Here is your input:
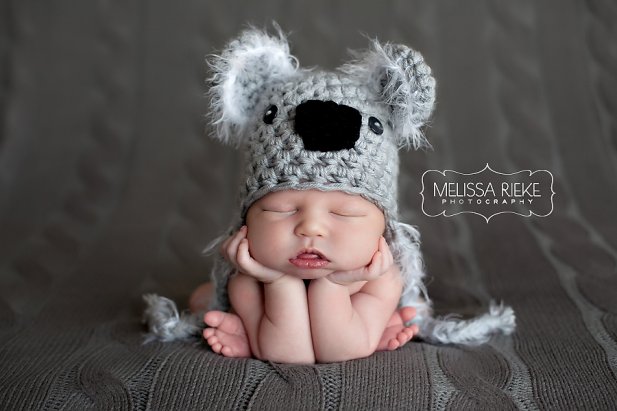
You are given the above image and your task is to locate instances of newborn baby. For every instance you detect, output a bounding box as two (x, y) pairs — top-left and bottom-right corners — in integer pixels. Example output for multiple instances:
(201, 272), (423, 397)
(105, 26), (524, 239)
(191, 189), (418, 363)
(143, 27), (515, 358)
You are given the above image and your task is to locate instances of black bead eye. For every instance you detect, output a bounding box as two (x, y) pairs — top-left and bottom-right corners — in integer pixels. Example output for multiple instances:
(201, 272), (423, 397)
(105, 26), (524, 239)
(368, 116), (383, 135)
(263, 105), (278, 124)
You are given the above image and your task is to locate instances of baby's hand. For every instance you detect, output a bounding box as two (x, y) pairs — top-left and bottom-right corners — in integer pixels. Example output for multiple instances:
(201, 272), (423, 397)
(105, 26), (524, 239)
(327, 237), (394, 285)
(221, 226), (285, 284)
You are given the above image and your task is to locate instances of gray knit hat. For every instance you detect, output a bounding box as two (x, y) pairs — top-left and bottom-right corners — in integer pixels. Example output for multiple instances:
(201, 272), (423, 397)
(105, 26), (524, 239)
(143, 27), (515, 345)
(206, 27), (433, 314)
(209, 30), (435, 218)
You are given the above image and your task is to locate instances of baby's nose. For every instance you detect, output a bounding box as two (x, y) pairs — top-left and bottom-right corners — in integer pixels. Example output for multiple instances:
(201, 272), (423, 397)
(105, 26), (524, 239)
(294, 100), (362, 152)
(294, 213), (327, 237)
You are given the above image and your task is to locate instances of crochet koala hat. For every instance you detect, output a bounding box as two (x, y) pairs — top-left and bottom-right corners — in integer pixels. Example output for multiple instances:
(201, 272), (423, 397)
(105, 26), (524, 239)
(143, 27), (515, 345)
(210, 28), (433, 224)
(206, 27), (433, 316)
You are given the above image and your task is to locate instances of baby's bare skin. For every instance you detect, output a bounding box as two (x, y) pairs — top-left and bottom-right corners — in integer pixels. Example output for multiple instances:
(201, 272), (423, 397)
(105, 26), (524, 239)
(192, 283), (417, 358)
(195, 190), (419, 363)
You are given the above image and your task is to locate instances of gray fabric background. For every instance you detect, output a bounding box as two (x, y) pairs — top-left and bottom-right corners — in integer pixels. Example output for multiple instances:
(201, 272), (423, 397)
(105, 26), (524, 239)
(1, 1), (616, 409)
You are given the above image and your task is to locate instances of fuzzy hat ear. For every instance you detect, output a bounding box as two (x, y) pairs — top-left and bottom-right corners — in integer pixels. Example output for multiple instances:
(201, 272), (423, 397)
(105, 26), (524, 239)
(342, 40), (436, 149)
(207, 26), (299, 145)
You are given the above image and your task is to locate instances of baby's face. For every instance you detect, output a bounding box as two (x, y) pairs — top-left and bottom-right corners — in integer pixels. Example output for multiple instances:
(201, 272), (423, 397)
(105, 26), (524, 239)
(245, 189), (385, 279)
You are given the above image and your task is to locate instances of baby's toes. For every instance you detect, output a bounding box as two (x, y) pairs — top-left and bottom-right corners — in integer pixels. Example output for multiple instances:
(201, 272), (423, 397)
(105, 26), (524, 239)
(205, 328), (251, 358)
(404, 324), (418, 337)
(396, 327), (416, 345)
(204, 311), (225, 328)
(402, 327), (415, 339)
(388, 338), (401, 351)
(207, 335), (222, 353)
(203, 328), (215, 339)
(210, 342), (223, 354)
(399, 307), (416, 323)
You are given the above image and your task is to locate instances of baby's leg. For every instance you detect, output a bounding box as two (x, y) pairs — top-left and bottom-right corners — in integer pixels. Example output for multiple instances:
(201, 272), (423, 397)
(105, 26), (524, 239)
(202, 276), (261, 358)
(205, 273), (315, 363)
(309, 277), (400, 362)
(225, 273), (265, 357)
(376, 307), (419, 351)
(228, 274), (314, 363)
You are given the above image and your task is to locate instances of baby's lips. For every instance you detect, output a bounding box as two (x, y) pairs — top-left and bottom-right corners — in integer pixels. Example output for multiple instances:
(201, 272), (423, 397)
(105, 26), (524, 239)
(295, 248), (329, 261)
(296, 253), (325, 260)
(290, 248), (330, 268)
(289, 256), (330, 269)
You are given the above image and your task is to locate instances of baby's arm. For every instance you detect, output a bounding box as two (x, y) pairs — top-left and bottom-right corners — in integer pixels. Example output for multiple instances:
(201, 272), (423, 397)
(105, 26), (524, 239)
(224, 227), (315, 363)
(308, 238), (403, 363)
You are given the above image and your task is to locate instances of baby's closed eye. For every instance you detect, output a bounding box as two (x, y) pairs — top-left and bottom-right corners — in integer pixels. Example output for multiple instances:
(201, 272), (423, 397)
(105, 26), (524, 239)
(263, 208), (297, 214)
(259, 201), (297, 214)
(330, 209), (367, 217)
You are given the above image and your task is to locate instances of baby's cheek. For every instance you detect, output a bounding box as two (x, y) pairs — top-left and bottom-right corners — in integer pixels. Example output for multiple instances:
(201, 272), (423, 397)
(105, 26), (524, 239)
(247, 231), (283, 267)
(341, 232), (380, 268)
(246, 233), (265, 260)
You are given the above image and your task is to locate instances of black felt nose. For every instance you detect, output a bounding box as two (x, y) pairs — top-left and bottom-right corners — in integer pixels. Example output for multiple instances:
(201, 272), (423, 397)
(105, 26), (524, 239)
(294, 100), (362, 152)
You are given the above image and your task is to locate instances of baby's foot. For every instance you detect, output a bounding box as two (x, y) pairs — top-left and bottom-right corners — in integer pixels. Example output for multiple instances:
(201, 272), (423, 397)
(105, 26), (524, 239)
(376, 307), (419, 351)
(203, 311), (252, 358)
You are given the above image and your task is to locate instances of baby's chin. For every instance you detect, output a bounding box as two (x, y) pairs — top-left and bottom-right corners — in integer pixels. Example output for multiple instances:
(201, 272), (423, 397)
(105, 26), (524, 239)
(290, 268), (335, 280)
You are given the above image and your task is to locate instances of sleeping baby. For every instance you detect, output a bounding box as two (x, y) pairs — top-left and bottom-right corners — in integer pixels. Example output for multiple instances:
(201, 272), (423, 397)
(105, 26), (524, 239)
(143, 26), (515, 363)
(191, 189), (417, 363)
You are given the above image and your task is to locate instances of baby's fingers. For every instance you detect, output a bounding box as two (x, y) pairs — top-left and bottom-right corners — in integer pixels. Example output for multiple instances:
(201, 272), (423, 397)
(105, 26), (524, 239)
(365, 238), (393, 278)
(221, 226), (247, 264)
(365, 250), (386, 280)
(235, 239), (252, 272)
(378, 237), (394, 268)
(372, 237), (394, 274)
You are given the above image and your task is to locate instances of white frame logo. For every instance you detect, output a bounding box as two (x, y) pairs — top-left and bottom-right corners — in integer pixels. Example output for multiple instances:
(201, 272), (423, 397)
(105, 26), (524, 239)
(420, 164), (555, 223)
